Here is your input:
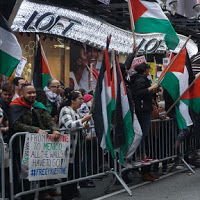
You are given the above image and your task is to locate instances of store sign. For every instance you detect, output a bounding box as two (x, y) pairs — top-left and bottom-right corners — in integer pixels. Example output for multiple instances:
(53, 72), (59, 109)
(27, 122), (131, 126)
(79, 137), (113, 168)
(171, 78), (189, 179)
(10, 0), (198, 57)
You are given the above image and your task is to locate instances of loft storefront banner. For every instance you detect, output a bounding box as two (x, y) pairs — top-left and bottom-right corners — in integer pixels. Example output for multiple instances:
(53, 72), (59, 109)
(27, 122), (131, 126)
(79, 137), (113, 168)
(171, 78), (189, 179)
(21, 133), (70, 181)
(70, 41), (103, 92)
(9, 0), (198, 57)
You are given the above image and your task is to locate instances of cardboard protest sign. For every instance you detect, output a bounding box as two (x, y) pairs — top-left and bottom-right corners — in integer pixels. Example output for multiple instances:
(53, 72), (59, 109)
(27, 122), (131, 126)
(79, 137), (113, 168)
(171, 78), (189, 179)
(21, 133), (70, 181)
(130, 56), (146, 70)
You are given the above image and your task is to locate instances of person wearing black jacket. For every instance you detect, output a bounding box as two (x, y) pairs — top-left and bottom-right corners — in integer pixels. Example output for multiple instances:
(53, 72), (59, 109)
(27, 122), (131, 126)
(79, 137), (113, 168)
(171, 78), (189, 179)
(129, 62), (158, 181)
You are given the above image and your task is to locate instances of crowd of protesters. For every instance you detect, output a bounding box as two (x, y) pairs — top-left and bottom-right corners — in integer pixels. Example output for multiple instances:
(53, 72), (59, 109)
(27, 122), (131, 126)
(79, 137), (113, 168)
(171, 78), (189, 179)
(0, 51), (193, 200)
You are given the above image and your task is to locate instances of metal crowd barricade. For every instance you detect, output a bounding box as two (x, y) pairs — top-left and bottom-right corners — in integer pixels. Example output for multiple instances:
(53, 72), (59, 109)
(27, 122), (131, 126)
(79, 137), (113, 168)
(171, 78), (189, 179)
(8, 119), (197, 200)
(115, 118), (196, 184)
(8, 127), (130, 200)
(0, 137), (5, 200)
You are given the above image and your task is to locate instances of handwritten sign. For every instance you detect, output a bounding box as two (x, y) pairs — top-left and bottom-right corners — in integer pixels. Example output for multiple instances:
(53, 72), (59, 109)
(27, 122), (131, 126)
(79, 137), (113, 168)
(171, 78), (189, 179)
(15, 57), (27, 77)
(21, 133), (70, 181)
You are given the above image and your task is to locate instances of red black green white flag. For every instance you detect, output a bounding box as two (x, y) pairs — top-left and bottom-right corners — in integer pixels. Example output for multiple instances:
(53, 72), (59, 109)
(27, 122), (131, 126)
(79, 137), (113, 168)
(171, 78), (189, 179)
(33, 38), (52, 89)
(129, 0), (179, 50)
(160, 48), (194, 129)
(0, 14), (22, 76)
(93, 36), (116, 159)
(181, 77), (200, 115)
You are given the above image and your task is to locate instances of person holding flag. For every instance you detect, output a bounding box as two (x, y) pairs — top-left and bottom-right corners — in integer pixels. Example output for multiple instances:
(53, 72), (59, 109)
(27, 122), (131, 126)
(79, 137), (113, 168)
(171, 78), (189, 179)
(129, 62), (158, 181)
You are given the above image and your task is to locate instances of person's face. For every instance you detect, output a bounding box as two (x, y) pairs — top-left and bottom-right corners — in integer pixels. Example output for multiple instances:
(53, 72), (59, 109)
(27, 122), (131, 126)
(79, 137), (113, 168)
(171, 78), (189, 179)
(18, 79), (25, 90)
(2, 91), (14, 105)
(143, 68), (150, 77)
(58, 85), (64, 96)
(49, 80), (61, 94)
(22, 86), (36, 104)
(72, 94), (84, 110)
(87, 47), (98, 68)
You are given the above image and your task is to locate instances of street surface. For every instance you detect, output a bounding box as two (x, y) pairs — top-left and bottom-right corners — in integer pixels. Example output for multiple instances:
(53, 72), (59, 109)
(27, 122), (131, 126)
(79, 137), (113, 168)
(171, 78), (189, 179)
(92, 168), (200, 200)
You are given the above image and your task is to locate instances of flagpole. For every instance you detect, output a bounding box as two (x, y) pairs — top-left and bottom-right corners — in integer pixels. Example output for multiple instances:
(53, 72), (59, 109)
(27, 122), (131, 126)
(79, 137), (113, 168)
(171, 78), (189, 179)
(86, 64), (97, 83)
(158, 35), (192, 85)
(127, 0), (137, 49)
(153, 56), (157, 82)
(36, 34), (53, 78)
(166, 72), (200, 115)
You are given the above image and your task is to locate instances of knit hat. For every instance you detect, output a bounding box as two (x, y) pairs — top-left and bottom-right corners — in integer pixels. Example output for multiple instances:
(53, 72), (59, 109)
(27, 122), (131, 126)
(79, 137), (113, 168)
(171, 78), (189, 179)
(84, 94), (93, 103)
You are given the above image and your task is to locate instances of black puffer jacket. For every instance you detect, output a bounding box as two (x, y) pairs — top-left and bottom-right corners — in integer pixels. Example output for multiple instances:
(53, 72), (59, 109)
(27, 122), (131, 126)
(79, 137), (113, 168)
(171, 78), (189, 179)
(129, 73), (152, 113)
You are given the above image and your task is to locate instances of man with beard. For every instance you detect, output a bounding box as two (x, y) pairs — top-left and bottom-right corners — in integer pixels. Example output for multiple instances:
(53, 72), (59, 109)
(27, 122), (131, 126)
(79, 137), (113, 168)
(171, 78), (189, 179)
(9, 83), (60, 200)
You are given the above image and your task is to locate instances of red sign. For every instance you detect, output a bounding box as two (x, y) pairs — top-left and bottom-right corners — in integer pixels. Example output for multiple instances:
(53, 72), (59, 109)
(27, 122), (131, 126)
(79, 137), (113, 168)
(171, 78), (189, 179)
(130, 56), (146, 70)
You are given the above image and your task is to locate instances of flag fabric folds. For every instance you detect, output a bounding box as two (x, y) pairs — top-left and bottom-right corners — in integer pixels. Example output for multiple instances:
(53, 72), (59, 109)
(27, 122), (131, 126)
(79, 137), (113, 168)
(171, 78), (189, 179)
(93, 36), (116, 159)
(33, 39), (51, 89)
(0, 14), (22, 76)
(129, 0), (179, 50)
(181, 77), (200, 115)
(160, 48), (194, 129)
(112, 51), (134, 162)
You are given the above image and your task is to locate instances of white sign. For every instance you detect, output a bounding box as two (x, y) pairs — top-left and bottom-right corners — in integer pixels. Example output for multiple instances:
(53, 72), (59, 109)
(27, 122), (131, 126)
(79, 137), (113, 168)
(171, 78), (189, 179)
(98, 0), (110, 5)
(15, 57), (27, 77)
(131, 56), (146, 70)
(21, 133), (70, 181)
(163, 58), (170, 69)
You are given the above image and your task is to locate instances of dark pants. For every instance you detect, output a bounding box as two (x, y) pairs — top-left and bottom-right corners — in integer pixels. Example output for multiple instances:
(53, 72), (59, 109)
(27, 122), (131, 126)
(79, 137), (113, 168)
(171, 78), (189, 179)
(136, 111), (152, 175)
(13, 152), (35, 200)
(136, 111), (152, 154)
(61, 144), (80, 200)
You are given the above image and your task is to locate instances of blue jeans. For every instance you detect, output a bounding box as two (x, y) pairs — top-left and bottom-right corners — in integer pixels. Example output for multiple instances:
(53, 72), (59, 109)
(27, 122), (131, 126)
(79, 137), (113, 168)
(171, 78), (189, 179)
(136, 111), (152, 154)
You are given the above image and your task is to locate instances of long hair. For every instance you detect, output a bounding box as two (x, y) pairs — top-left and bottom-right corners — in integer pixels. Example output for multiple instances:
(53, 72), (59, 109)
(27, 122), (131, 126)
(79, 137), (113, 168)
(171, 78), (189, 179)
(59, 91), (81, 113)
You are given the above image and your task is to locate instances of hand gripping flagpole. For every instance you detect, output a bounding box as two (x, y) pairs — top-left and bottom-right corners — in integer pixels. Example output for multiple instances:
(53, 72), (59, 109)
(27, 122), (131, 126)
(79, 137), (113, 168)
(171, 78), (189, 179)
(157, 35), (192, 85)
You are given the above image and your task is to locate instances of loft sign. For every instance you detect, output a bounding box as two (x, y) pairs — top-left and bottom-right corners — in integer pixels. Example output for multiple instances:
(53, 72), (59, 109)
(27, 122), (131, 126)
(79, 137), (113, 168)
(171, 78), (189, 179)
(23, 11), (166, 54)
(23, 11), (80, 35)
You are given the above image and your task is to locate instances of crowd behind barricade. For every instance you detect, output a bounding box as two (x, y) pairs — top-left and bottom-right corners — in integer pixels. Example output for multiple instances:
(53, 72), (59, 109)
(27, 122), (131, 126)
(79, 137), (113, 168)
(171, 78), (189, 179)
(0, 54), (197, 200)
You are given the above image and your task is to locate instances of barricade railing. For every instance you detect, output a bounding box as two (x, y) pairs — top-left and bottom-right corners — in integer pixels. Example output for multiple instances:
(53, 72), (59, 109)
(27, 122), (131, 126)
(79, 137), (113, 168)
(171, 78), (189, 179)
(7, 119), (197, 199)
(115, 118), (196, 182)
(0, 136), (5, 200)
(8, 128), (126, 200)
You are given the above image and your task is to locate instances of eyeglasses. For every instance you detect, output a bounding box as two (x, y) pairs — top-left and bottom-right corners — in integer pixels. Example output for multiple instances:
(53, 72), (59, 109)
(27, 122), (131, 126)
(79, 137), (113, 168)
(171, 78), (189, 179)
(50, 85), (61, 88)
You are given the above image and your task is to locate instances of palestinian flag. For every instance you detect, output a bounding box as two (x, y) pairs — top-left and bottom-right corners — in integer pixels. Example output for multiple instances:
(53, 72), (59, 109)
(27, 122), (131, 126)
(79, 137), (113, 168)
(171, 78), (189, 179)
(129, 0), (179, 50)
(93, 36), (116, 159)
(33, 39), (51, 88)
(160, 48), (194, 129)
(181, 77), (200, 115)
(0, 14), (22, 76)
(112, 52), (134, 162)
